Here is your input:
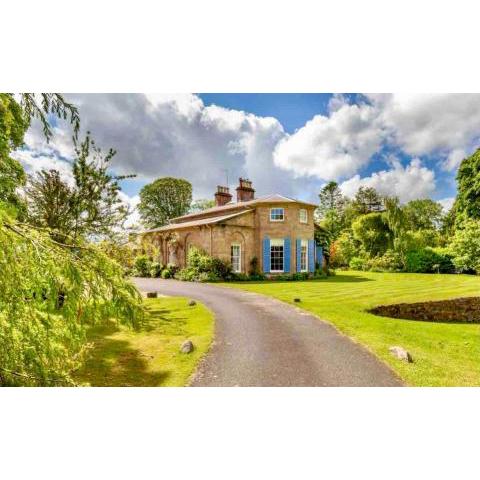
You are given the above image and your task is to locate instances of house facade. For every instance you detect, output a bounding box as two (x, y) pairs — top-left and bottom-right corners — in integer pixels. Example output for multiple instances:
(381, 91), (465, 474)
(140, 178), (321, 275)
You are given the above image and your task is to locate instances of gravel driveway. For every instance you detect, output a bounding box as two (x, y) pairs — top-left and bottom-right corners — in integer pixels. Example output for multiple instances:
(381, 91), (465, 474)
(133, 278), (403, 387)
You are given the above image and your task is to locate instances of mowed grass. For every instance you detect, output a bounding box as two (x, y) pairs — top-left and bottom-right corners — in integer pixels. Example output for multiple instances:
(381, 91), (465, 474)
(226, 271), (480, 386)
(74, 296), (214, 387)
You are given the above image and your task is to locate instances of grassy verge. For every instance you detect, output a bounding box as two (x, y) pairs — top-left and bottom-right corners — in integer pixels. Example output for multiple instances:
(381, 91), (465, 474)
(225, 271), (480, 386)
(74, 296), (214, 387)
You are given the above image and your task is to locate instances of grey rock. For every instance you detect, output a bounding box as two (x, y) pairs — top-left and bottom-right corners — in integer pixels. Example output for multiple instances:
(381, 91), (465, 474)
(146, 291), (158, 298)
(389, 346), (413, 363)
(188, 300), (196, 306)
(180, 340), (194, 354)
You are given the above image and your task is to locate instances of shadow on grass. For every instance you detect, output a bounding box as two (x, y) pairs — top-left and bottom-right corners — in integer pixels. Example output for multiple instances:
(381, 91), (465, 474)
(140, 304), (189, 335)
(75, 321), (171, 387)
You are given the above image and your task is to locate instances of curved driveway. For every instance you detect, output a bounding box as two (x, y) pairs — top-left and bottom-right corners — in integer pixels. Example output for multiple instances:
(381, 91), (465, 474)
(133, 278), (402, 387)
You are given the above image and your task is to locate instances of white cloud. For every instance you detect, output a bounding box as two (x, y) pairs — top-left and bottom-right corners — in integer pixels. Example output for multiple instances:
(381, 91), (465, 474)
(273, 102), (384, 180)
(340, 158), (436, 202)
(273, 93), (480, 183)
(438, 197), (455, 212)
(441, 148), (466, 172)
(12, 149), (74, 185)
(366, 93), (480, 157)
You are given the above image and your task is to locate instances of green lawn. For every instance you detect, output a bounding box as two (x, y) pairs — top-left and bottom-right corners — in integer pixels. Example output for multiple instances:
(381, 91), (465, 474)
(226, 271), (480, 386)
(74, 296), (214, 387)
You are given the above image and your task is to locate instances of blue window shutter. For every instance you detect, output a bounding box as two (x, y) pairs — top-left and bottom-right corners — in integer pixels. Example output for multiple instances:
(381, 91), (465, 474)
(316, 245), (323, 267)
(308, 239), (315, 272)
(296, 238), (301, 272)
(263, 237), (270, 273)
(284, 237), (291, 273)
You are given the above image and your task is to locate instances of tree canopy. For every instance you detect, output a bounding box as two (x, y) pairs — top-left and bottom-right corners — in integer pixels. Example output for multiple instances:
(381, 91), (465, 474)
(26, 133), (134, 242)
(0, 94), (29, 212)
(403, 198), (443, 231)
(139, 177), (192, 228)
(352, 212), (392, 257)
(1, 93), (80, 216)
(318, 181), (345, 218)
(455, 148), (480, 225)
(316, 181), (347, 242)
(350, 186), (384, 216)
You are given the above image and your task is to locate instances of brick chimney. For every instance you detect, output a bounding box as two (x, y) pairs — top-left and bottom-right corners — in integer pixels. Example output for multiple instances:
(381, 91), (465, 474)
(236, 178), (255, 202)
(214, 185), (232, 206)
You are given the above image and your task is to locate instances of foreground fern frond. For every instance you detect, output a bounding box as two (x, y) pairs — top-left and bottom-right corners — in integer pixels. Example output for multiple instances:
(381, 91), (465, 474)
(0, 210), (144, 386)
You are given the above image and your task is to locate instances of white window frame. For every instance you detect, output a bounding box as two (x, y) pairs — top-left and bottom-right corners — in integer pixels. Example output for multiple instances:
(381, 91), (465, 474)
(231, 243), (242, 273)
(270, 238), (284, 273)
(300, 239), (308, 272)
(299, 208), (308, 224)
(270, 207), (285, 222)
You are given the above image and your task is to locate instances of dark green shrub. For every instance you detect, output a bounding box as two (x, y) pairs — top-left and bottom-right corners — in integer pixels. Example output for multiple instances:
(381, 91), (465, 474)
(133, 255), (152, 277)
(246, 273), (266, 281)
(273, 274), (291, 281)
(149, 262), (163, 278)
(405, 247), (455, 273)
(291, 272), (310, 281)
(210, 257), (232, 279)
(271, 272), (310, 281)
(176, 247), (232, 282)
(161, 263), (178, 279)
(232, 273), (250, 281)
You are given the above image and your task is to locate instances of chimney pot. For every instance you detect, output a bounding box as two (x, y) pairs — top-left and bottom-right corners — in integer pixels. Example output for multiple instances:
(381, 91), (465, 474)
(214, 185), (232, 206)
(236, 177), (255, 202)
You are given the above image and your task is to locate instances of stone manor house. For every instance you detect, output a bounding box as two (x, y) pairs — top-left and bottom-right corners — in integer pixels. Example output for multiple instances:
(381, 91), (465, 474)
(140, 178), (322, 275)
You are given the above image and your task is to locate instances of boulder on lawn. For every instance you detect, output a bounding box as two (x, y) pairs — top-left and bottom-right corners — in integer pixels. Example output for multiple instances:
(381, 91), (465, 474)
(180, 340), (194, 354)
(389, 346), (413, 363)
(188, 300), (196, 306)
(146, 291), (158, 298)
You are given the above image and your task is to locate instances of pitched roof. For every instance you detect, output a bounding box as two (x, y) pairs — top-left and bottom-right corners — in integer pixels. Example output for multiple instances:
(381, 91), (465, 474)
(169, 194), (317, 224)
(142, 209), (253, 233)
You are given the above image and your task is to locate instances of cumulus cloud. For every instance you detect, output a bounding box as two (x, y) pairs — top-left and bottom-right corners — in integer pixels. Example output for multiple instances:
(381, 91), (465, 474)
(272, 93), (480, 183)
(339, 158), (436, 202)
(366, 93), (480, 157)
(441, 148), (466, 172)
(28, 93), (299, 199)
(12, 149), (74, 185)
(273, 102), (384, 180)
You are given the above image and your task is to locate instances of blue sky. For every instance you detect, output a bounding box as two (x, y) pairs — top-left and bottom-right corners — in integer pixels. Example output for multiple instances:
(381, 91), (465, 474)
(199, 93), (363, 134)
(16, 93), (480, 224)
(199, 93), (332, 133)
